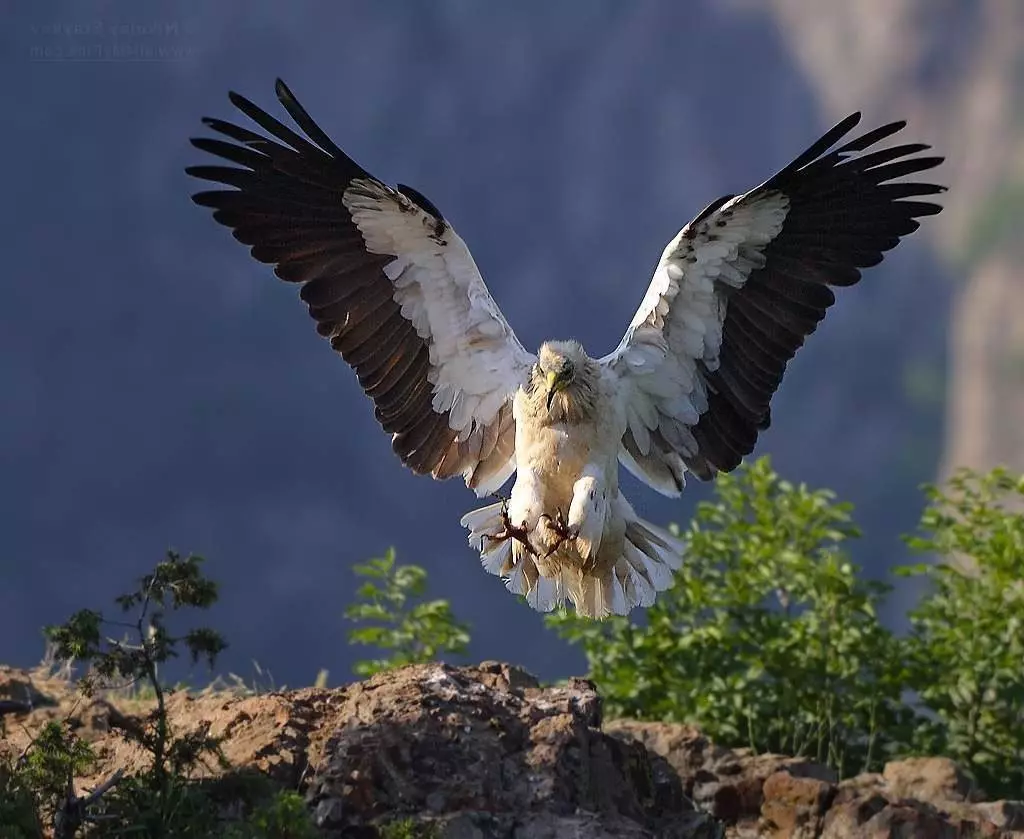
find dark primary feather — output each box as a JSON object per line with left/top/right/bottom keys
{"left": 186, "top": 80, "right": 501, "bottom": 482}
{"left": 686, "top": 112, "right": 946, "bottom": 480}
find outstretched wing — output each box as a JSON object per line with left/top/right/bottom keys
{"left": 601, "top": 112, "right": 945, "bottom": 495}
{"left": 187, "top": 79, "right": 534, "bottom": 496}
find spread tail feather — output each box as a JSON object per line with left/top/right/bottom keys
{"left": 460, "top": 501, "right": 685, "bottom": 619}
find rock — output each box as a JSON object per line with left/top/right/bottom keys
{"left": 975, "top": 801, "right": 1024, "bottom": 831}
{"left": 832, "top": 773, "right": 885, "bottom": 804}
{"left": 871, "top": 799, "right": 1006, "bottom": 839}
{"left": 3, "top": 660, "right": 1023, "bottom": 838}
{"left": 821, "top": 792, "right": 890, "bottom": 838}
{"left": 882, "top": 756, "right": 977, "bottom": 804}
{"left": 605, "top": 720, "right": 727, "bottom": 790}
{"left": 305, "top": 663, "right": 713, "bottom": 837}
{"left": 608, "top": 720, "right": 836, "bottom": 828}
{"left": 760, "top": 770, "right": 835, "bottom": 838}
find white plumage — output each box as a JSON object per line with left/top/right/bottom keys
{"left": 188, "top": 80, "right": 946, "bottom": 618}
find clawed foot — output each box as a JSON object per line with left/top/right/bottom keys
{"left": 539, "top": 508, "right": 580, "bottom": 558}
{"left": 482, "top": 498, "right": 538, "bottom": 556}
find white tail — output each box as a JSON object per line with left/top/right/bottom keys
{"left": 459, "top": 499, "right": 684, "bottom": 618}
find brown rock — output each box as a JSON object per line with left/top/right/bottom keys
{"left": 832, "top": 773, "right": 886, "bottom": 806}
{"left": 306, "top": 663, "right": 712, "bottom": 835}
{"left": 821, "top": 792, "right": 890, "bottom": 838}
{"left": 606, "top": 719, "right": 837, "bottom": 827}
{"left": 870, "top": 799, "right": 1010, "bottom": 838}
{"left": 605, "top": 720, "right": 726, "bottom": 790}
{"left": 691, "top": 753, "right": 835, "bottom": 826}
{"left": 883, "top": 756, "right": 977, "bottom": 805}
{"left": 760, "top": 770, "right": 835, "bottom": 838}
{"left": 975, "top": 801, "right": 1024, "bottom": 831}
{"left": 822, "top": 789, "right": 1022, "bottom": 839}
{"left": 864, "top": 799, "right": 961, "bottom": 838}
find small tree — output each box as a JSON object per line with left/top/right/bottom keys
{"left": 899, "top": 467, "right": 1024, "bottom": 797}
{"left": 43, "top": 550, "right": 228, "bottom": 836}
{"left": 344, "top": 548, "right": 470, "bottom": 677}
{"left": 547, "top": 457, "right": 916, "bottom": 777}
{"left": 4, "top": 551, "right": 330, "bottom": 837}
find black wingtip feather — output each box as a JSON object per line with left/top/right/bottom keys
{"left": 836, "top": 119, "right": 906, "bottom": 154}
{"left": 273, "top": 78, "right": 348, "bottom": 160}
{"left": 783, "top": 112, "right": 862, "bottom": 173}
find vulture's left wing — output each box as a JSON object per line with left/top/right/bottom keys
{"left": 601, "top": 113, "right": 946, "bottom": 495}
{"left": 187, "top": 80, "right": 534, "bottom": 496}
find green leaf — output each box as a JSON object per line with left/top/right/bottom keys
{"left": 345, "top": 549, "right": 471, "bottom": 676}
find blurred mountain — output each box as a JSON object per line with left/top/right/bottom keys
{"left": 2, "top": 0, "right": 1016, "bottom": 686}
{"left": 756, "top": 0, "right": 1024, "bottom": 479}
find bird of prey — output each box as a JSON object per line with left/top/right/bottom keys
{"left": 187, "top": 79, "right": 945, "bottom": 618}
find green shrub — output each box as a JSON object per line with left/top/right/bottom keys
{"left": 0, "top": 762, "right": 42, "bottom": 839}
{"left": 224, "top": 789, "right": 322, "bottom": 839}
{"left": 546, "top": 458, "right": 917, "bottom": 777}
{"left": 0, "top": 719, "right": 94, "bottom": 839}
{"left": 344, "top": 548, "right": 471, "bottom": 677}
{"left": 899, "top": 467, "right": 1024, "bottom": 797}
{"left": 378, "top": 817, "right": 440, "bottom": 839}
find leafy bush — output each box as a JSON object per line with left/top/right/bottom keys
{"left": 899, "top": 467, "right": 1024, "bottom": 796}
{"left": 0, "top": 719, "right": 95, "bottom": 839}
{"left": 223, "top": 789, "right": 322, "bottom": 839}
{"left": 547, "top": 458, "right": 1024, "bottom": 794}
{"left": 547, "top": 458, "right": 917, "bottom": 777}
{"left": 344, "top": 548, "right": 471, "bottom": 677}
{"left": 378, "top": 817, "right": 440, "bottom": 839}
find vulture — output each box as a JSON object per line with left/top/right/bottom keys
{"left": 188, "top": 80, "right": 945, "bottom": 617}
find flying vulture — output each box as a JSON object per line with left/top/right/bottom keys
{"left": 188, "top": 80, "right": 945, "bottom": 617}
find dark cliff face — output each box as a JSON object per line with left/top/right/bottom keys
{"left": 2, "top": 0, "right": 951, "bottom": 684}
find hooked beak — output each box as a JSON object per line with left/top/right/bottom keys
{"left": 545, "top": 370, "right": 561, "bottom": 411}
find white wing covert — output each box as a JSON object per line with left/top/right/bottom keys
{"left": 601, "top": 113, "right": 946, "bottom": 495}
{"left": 187, "top": 80, "right": 534, "bottom": 496}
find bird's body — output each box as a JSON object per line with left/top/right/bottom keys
{"left": 510, "top": 343, "right": 616, "bottom": 549}
{"left": 187, "top": 80, "right": 945, "bottom": 617}
{"left": 460, "top": 341, "right": 684, "bottom": 616}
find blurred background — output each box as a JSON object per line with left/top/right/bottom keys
{"left": 2, "top": 0, "right": 1021, "bottom": 686}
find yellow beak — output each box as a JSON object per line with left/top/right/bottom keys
{"left": 546, "top": 370, "right": 561, "bottom": 411}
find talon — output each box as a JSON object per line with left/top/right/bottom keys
{"left": 494, "top": 503, "right": 538, "bottom": 557}
{"left": 541, "top": 509, "right": 578, "bottom": 558}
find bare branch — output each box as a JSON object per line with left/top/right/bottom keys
{"left": 52, "top": 768, "right": 125, "bottom": 839}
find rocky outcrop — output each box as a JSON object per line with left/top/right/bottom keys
{"left": 607, "top": 721, "right": 1024, "bottom": 839}
{"left": 3, "top": 662, "right": 1023, "bottom": 838}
